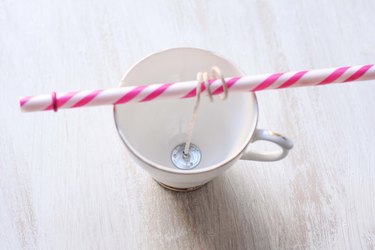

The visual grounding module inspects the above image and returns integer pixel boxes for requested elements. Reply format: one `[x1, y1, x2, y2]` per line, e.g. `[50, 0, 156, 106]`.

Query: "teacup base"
[155, 180, 206, 192]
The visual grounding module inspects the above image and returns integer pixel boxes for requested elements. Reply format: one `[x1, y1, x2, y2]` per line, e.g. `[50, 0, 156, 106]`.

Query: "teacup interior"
[115, 48, 257, 170]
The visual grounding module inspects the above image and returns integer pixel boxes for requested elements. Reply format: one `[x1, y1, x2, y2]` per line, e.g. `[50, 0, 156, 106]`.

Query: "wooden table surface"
[1, 0, 375, 249]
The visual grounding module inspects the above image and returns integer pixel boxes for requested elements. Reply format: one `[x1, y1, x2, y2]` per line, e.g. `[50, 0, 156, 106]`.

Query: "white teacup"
[114, 47, 293, 191]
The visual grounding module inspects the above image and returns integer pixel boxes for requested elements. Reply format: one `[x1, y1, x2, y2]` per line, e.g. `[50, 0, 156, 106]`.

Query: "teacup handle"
[241, 129, 293, 162]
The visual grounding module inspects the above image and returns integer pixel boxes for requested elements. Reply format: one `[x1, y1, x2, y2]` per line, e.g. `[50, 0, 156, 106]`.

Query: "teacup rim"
[113, 47, 259, 175]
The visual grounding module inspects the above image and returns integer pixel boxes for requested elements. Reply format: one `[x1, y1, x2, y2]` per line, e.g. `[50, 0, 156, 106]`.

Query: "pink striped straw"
[19, 64, 375, 113]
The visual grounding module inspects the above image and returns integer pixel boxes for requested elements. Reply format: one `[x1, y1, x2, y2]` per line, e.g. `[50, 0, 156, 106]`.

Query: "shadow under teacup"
[114, 47, 293, 191]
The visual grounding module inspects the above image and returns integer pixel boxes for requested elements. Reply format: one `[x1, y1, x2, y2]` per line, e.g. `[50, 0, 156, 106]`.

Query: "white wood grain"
[1, 0, 375, 249]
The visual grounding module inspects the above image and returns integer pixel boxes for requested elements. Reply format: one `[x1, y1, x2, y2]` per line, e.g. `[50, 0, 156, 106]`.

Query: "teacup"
[114, 47, 293, 191]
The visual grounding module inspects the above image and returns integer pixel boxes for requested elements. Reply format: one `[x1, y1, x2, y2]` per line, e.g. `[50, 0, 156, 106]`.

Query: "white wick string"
[183, 67, 228, 156]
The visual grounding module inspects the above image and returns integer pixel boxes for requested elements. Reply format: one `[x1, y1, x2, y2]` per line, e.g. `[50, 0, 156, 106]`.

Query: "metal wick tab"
[171, 143, 201, 170]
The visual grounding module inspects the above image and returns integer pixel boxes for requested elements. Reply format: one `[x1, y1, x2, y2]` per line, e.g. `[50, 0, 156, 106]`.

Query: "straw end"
[19, 96, 33, 112]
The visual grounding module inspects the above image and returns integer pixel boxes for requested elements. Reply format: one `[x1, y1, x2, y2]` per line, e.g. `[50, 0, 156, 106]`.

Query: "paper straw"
[19, 64, 375, 112]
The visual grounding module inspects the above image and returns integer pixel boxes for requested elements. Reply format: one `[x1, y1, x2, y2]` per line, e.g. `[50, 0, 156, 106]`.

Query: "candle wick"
[183, 67, 228, 156]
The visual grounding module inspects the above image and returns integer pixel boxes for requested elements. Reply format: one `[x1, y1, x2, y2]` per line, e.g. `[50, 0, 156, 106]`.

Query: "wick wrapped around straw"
[183, 67, 228, 156]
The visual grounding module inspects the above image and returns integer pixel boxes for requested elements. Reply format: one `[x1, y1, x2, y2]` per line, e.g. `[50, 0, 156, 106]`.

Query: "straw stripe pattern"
[19, 64, 375, 112]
